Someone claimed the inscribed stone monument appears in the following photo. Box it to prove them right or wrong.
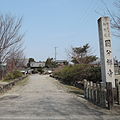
[98,17,115,88]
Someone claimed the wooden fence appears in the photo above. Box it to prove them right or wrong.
[84,79,120,110]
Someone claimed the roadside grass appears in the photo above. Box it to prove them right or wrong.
[53,77,84,96]
[63,84,84,96]
[1,79,11,83]
[0,76,29,97]
[1,76,29,86]
[16,77,29,86]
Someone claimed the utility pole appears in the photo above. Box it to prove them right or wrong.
[54,47,57,61]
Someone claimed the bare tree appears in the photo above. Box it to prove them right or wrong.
[0,14,25,79]
[101,0,120,37]
[111,1,120,37]
[0,14,24,63]
[7,45,25,72]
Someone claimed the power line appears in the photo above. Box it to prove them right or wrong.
[79,0,98,24]
[100,0,119,28]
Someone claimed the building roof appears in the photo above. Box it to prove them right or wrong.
[56,60,67,63]
[30,62,45,68]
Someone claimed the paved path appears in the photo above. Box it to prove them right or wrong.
[0,74,120,120]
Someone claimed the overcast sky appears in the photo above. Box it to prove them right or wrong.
[0,0,119,61]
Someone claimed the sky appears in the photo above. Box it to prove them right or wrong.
[0,0,119,61]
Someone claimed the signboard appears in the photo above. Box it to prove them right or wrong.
[98,17,115,88]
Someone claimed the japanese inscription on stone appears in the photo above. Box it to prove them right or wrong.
[98,17,115,88]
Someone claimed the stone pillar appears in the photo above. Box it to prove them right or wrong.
[106,82,114,110]
[116,79,120,105]
[90,81,93,101]
[93,83,97,104]
[98,17,115,88]
[85,81,89,99]
[88,81,91,100]
[118,81,120,105]
[100,82,106,107]
[84,79,87,98]
[97,83,100,105]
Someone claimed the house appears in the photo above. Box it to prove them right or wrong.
[91,58,120,75]
[56,60,68,66]
[30,62,45,68]
[114,60,120,75]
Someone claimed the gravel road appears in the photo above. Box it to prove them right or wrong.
[0,74,120,120]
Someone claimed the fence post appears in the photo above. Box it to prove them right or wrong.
[106,82,114,110]
[116,80,120,105]
[86,81,89,99]
[96,83,100,105]
[88,81,91,100]
[100,82,106,108]
[84,79,87,99]
[90,81,93,101]
[93,83,97,104]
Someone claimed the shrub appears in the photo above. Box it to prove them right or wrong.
[4,70,23,81]
[37,67,44,74]
[85,66,101,83]
[53,64,101,85]
[13,70,23,78]
[4,72,14,80]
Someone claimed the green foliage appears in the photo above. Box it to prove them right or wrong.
[13,71,23,78]
[53,64,101,84]
[32,68,38,74]
[45,58,58,68]
[4,70,23,81]
[37,67,44,74]
[85,66,101,83]
[63,61,69,65]
[71,43,97,64]
[27,58,35,67]
[29,58,35,62]
[4,72,14,81]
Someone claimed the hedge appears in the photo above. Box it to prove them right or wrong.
[53,64,101,85]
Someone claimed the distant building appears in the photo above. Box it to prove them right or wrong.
[114,60,120,75]
[30,62,45,68]
[56,60,68,66]
[91,58,120,75]
[90,59,100,66]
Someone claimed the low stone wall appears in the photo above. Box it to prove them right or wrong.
[0,76,27,94]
